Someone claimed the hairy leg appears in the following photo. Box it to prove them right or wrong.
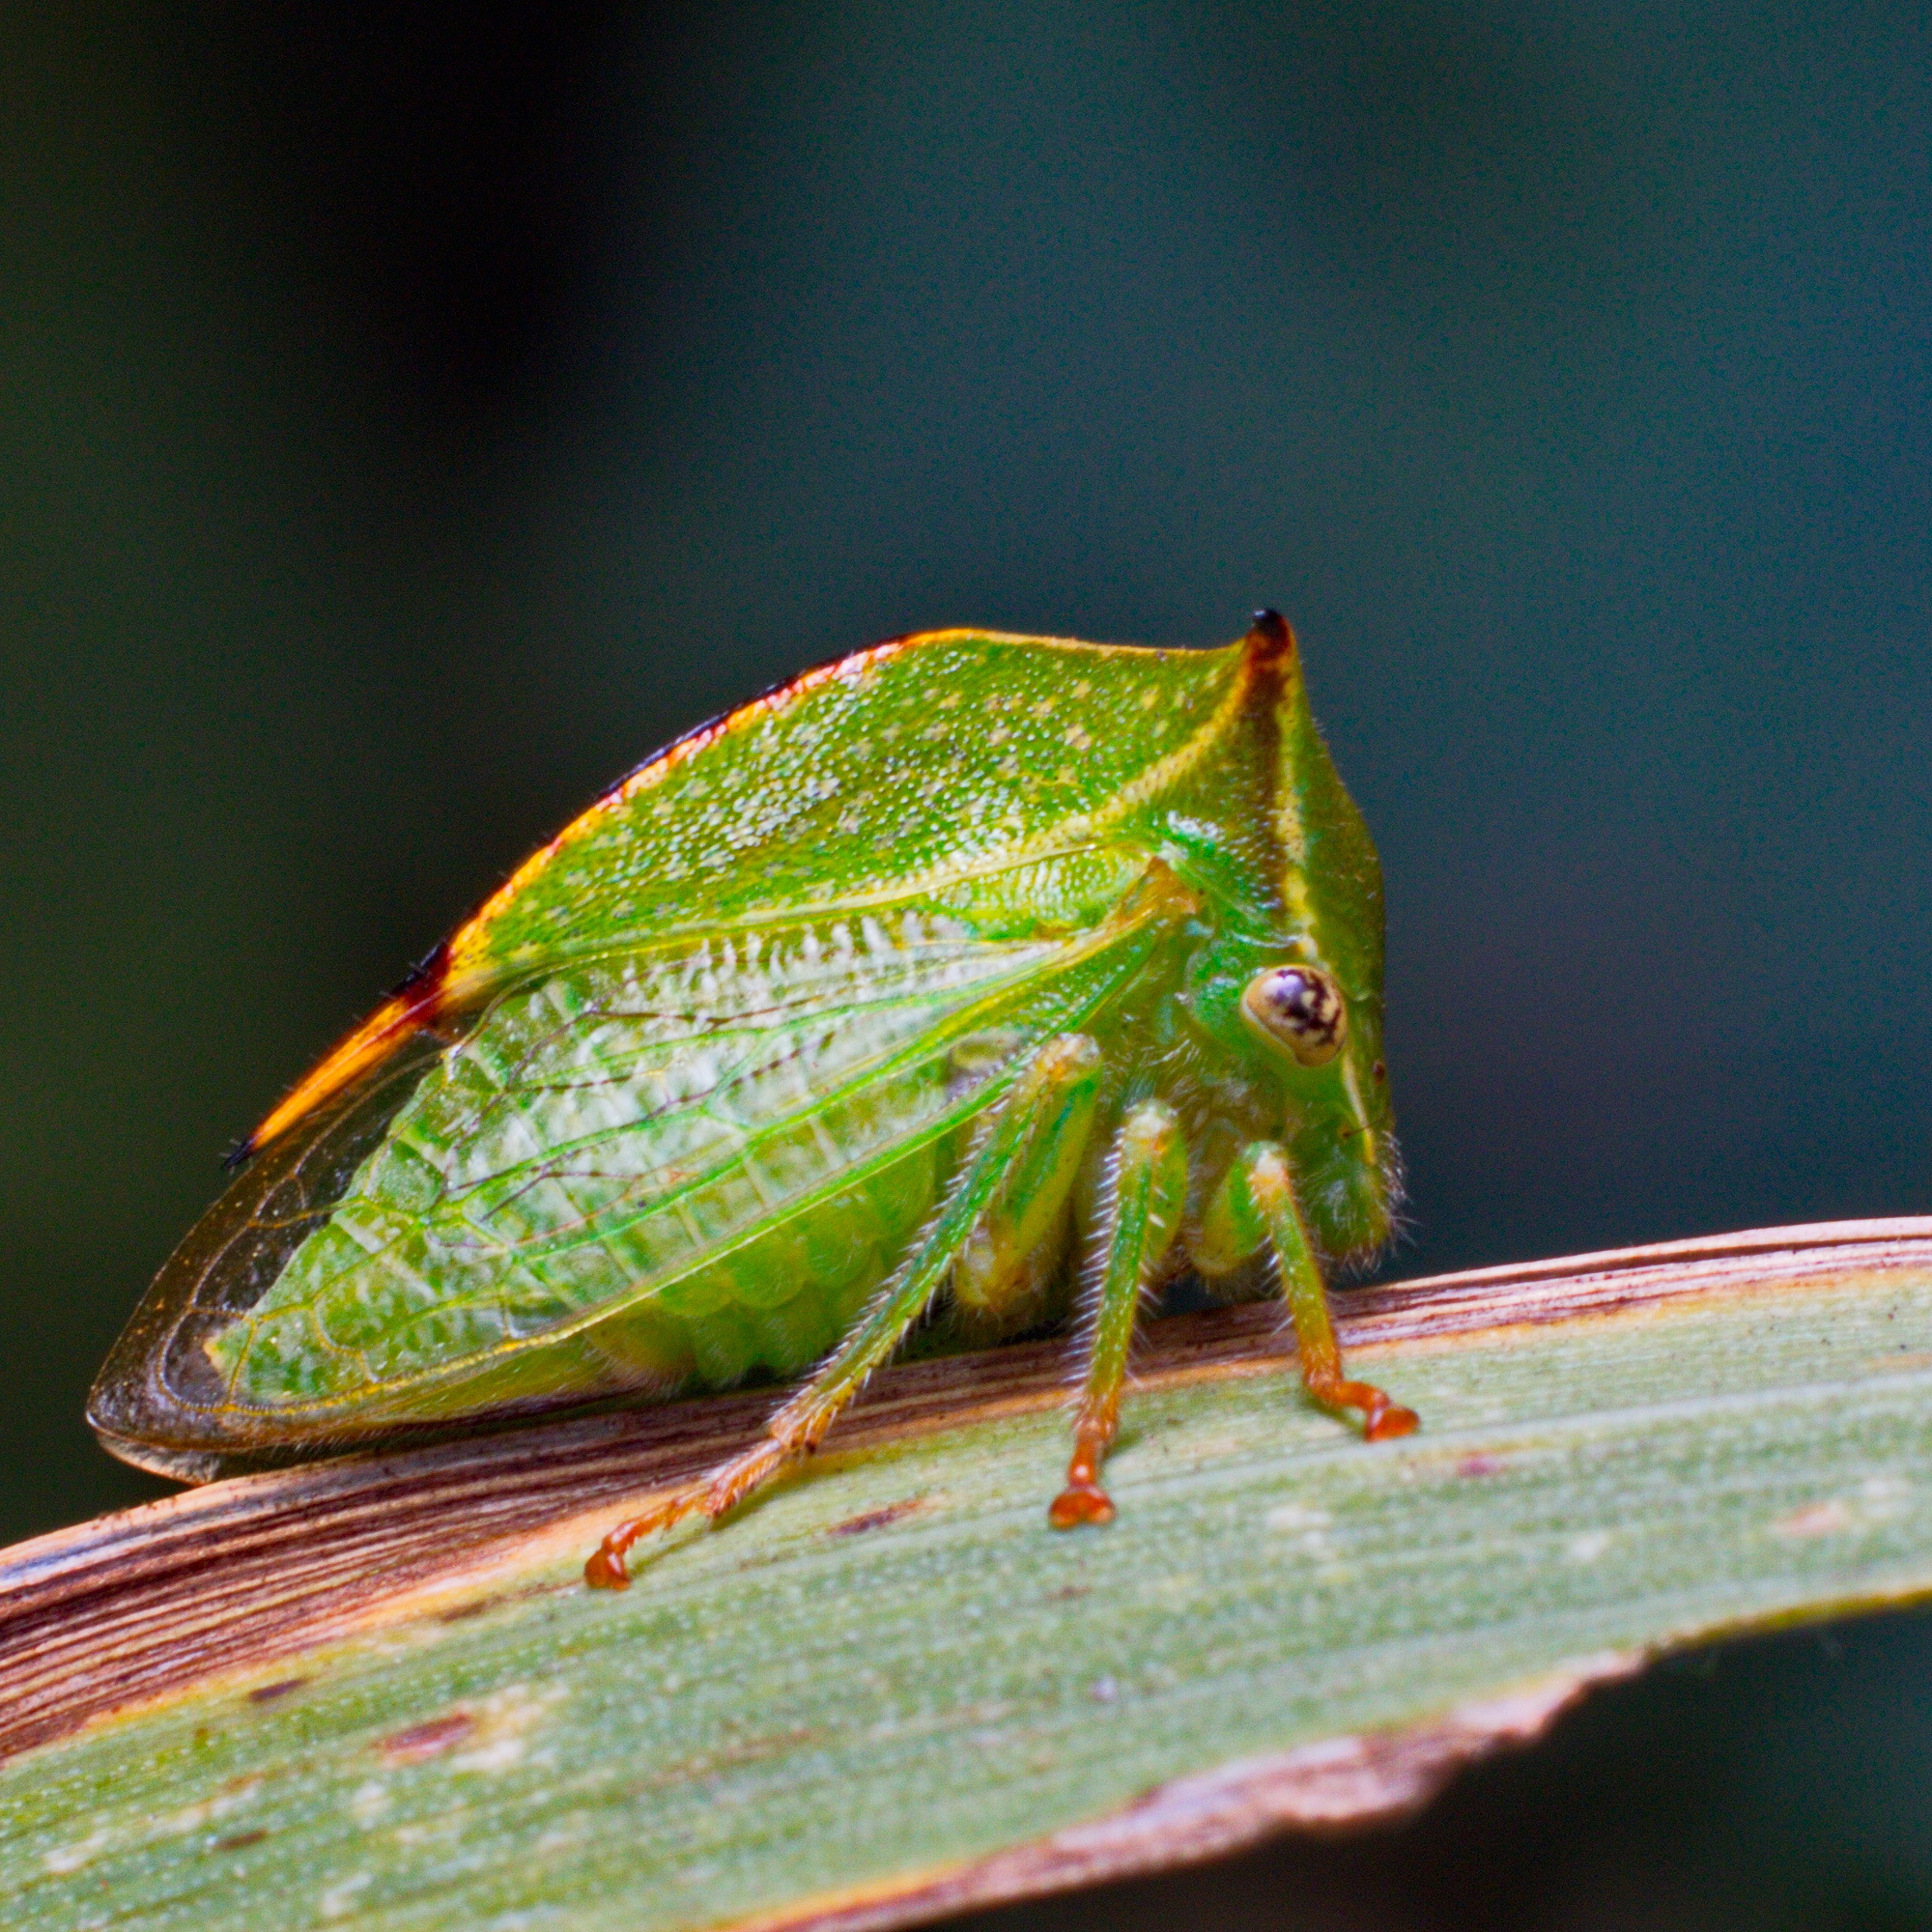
[1048,1101,1189,1527]
[952,1031,1101,1331]
[586,1032,1106,1586]
[1197,1142,1418,1441]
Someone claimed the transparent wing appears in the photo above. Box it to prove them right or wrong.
[96,885,1180,1456]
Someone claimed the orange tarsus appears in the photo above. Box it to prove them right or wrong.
[584,1437,794,1588]
[1307,1373,1419,1442]
[1048,1482,1116,1528]
[1048,1424,1118,1528]
[584,1493,687,1590]
[582,1548,630,1590]
[1364,1397,1422,1441]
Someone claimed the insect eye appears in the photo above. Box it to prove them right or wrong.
[1241,964,1347,1066]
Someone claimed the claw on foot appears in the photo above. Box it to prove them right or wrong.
[1364,1396,1420,1441]
[1048,1479,1116,1528]
[583,1492,689,1589]
[1309,1376,1420,1442]
[583,1541,632,1590]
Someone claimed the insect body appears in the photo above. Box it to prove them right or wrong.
[90,614,1417,1585]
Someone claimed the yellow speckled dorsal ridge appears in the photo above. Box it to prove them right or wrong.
[442,628,1250,976]
[451,634,923,969]
[233,627,1263,1164]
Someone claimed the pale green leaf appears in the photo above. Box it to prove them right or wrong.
[2,1220,1929,1931]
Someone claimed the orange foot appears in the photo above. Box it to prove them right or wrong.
[1315,1376,1420,1443]
[583,1492,689,1589]
[584,1541,633,1590]
[1048,1480,1116,1528]
[1365,1399,1420,1441]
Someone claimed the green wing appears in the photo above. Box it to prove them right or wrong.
[99,888,1181,1458]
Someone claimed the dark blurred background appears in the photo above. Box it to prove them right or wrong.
[2,3,1926,1925]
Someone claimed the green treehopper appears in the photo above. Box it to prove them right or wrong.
[91,613,1417,1585]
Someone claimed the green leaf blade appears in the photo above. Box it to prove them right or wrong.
[5,1221,1931,1931]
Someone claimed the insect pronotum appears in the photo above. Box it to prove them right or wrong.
[91,613,1416,1585]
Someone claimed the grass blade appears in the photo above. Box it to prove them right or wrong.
[2,1218,1929,1930]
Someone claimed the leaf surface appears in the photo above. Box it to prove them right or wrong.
[5,1219,1932,1931]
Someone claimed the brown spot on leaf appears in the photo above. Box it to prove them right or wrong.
[379,1712,473,1763]
[827,1497,923,1538]
[246,1678,307,1705]
[213,1830,269,1852]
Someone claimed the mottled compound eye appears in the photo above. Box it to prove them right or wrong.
[1241,963,1347,1066]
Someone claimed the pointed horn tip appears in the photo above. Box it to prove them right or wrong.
[1244,608,1295,668]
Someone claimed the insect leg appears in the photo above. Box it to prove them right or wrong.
[1200,1144,1418,1441]
[585,1033,1106,1587]
[1048,1101,1189,1527]
[952,1037,1102,1330]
